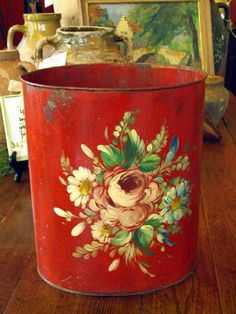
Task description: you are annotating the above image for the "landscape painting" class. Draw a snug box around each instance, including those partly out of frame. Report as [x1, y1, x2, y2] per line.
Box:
[84, 1, 202, 68]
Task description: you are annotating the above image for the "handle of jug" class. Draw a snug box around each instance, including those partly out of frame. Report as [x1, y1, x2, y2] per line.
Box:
[17, 62, 36, 76]
[7, 25, 27, 50]
[217, 2, 231, 30]
[114, 34, 132, 63]
[35, 34, 58, 61]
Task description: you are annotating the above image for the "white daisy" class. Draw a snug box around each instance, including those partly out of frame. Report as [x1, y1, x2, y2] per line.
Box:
[91, 221, 113, 243]
[67, 166, 96, 208]
[159, 180, 190, 224]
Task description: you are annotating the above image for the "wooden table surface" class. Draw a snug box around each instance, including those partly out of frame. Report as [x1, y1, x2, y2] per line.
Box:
[0, 95, 236, 314]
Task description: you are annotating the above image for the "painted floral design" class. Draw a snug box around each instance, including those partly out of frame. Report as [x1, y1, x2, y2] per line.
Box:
[54, 110, 191, 277]
[67, 167, 97, 208]
[160, 180, 190, 224]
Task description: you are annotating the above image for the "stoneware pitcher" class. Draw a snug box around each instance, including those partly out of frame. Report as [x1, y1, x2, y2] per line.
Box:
[35, 26, 131, 65]
[205, 75, 229, 125]
[7, 13, 61, 64]
[211, 0, 231, 74]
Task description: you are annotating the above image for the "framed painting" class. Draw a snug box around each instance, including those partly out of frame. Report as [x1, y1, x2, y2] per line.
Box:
[80, 0, 215, 74]
[0, 95, 28, 161]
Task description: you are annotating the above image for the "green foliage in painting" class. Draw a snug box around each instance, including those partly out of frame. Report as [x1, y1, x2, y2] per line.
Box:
[139, 153, 160, 173]
[89, 5, 113, 27]
[98, 145, 124, 167]
[133, 225, 154, 255]
[128, 3, 200, 61]
[111, 230, 132, 247]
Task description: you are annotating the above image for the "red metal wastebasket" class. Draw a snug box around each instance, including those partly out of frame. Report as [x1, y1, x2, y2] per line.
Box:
[22, 64, 206, 295]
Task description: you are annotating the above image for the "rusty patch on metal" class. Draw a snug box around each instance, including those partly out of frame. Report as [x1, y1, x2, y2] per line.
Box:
[44, 90, 72, 122]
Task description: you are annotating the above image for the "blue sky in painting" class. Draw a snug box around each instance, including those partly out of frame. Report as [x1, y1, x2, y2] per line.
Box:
[100, 4, 136, 25]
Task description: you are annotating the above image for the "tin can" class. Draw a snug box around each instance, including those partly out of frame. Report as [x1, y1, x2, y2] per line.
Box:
[22, 64, 206, 295]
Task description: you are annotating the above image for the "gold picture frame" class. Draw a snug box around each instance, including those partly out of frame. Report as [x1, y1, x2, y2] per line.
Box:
[79, 0, 215, 74]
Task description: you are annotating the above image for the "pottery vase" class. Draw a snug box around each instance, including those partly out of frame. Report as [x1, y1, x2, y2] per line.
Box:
[205, 75, 229, 125]
[35, 26, 130, 65]
[7, 13, 61, 64]
[211, 0, 231, 74]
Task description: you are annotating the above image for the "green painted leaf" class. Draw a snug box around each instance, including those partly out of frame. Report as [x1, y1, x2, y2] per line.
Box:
[170, 177, 181, 186]
[147, 124, 168, 153]
[139, 154, 160, 173]
[96, 173, 104, 184]
[133, 225, 154, 255]
[154, 176, 163, 183]
[112, 139, 118, 145]
[170, 224, 181, 234]
[124, 140, 136, 168]
[124, 129, 145, 168]
[146, 214, 163, 228]
[93, 167, 102, 175]
[98, 145, 124, 167]
[110, 230, 132, 247]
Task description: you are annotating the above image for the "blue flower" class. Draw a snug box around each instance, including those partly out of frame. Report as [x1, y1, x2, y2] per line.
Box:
[159, 180, 190, 224]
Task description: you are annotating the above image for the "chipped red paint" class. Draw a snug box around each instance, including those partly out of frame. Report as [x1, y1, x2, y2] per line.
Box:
[22, 64, 206, 295]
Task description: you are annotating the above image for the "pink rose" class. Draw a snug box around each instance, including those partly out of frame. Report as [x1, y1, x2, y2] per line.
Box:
[89, 167, 159, 231]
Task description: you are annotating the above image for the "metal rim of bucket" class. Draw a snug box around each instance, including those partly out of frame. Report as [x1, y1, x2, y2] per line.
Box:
[37, 266, 196, 296]
[21, 63, 207, 92]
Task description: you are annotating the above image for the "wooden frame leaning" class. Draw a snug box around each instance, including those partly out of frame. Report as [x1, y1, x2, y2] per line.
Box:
[79, 0, 214, 74]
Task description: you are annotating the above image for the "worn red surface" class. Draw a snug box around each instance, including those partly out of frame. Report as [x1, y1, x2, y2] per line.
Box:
[22, 64, 206, 295]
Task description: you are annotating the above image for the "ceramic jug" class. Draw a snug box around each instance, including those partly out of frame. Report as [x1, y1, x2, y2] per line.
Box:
[7, 13, 61, 64]
[35, 26, 131, 65]
[211, 0, 231, 74]
[205, 75, 229, 125]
